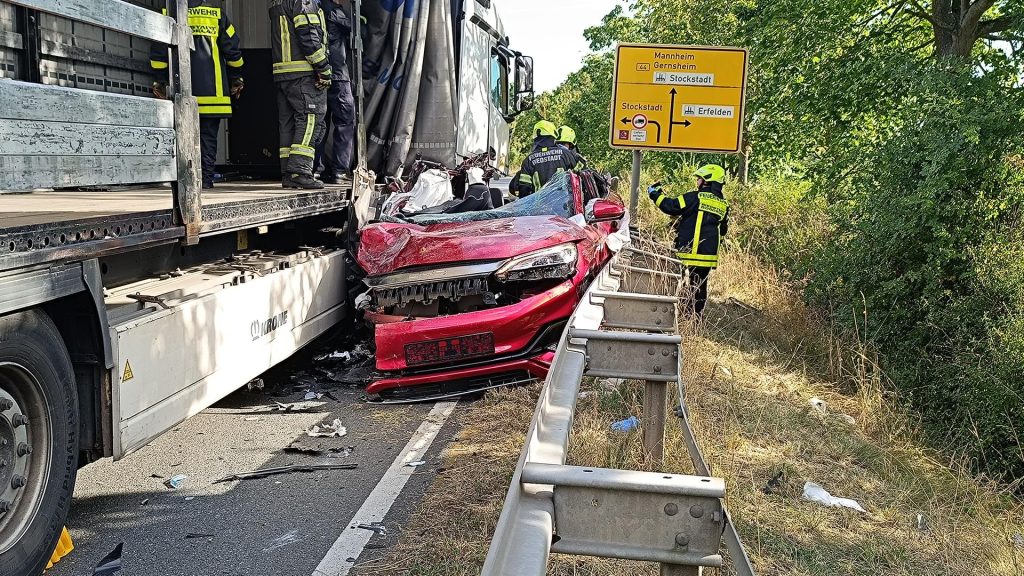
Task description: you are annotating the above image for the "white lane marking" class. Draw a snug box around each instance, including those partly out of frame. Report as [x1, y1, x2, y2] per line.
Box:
[312, 401, 457, 576]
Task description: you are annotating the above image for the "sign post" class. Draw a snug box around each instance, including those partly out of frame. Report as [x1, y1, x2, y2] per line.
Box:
[609, 43, 749, 211]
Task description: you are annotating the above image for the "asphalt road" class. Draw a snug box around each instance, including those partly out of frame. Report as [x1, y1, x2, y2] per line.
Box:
[47, 338, 461, 576]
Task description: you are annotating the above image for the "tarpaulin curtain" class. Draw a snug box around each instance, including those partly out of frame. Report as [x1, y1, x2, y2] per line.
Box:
[361, 0, 458, 177]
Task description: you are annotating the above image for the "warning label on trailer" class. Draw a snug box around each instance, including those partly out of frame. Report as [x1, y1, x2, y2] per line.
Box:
[122, 360, 134, 383]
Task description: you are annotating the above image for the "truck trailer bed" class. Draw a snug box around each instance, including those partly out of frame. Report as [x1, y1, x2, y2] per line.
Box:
[0, 182, 352, 271]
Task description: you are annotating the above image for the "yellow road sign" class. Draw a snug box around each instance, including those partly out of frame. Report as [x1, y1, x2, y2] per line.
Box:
[609, 43, 749, 153]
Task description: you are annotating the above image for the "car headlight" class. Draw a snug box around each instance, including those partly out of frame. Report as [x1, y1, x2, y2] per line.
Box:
[496, 243, 578, 282]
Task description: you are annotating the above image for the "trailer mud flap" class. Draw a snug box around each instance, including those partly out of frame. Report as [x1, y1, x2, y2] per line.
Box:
[107, 250, 347, 459]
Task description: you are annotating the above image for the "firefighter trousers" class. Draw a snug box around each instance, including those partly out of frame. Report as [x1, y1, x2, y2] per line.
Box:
[682, 266, 711, 317]
[276, 76, 327, 177]
[316, 79, 355, 177]
[199, 117, 220, 188]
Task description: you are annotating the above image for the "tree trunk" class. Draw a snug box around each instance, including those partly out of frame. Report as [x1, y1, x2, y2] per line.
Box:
[928, 0, 998, 59]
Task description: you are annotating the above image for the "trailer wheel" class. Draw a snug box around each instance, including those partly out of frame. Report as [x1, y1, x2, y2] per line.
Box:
[0, 310, 78, 576]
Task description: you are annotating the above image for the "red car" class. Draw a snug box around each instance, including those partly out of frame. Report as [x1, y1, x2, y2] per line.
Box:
[357, 171, 625, 402]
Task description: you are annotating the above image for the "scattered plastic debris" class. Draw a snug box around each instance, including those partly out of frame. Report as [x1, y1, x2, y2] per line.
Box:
[596, 378, 625, 389]
[185, 533, 214, 539]
[354, 292, 372, 311]
[356, 523, 388, 536]
[304, 390, 324, 401]
[246, 378, 265, 391]
[802, 481, 866, 513]
[763, 471, 785, 495]
[243, 416, 261, 422]
[184, 496, 195, 501]
[306, 418, 347, 438]
[263, 530, 302, 552]
[809, 397, 827, 414]
[839, 413, 857, 425]
[140, 498, 149, 506]
[213, 463, 358, 484]
[406, 460, 426, 468]
[163, 474, 188, 490]
[611, 416, 640, 432]
[916, 513, 929, 532]
[719, 366, 734, 378]
[92, 542, 124, 575]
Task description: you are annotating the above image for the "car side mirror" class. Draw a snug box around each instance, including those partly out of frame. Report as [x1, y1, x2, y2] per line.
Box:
[586, 199, 625, 224]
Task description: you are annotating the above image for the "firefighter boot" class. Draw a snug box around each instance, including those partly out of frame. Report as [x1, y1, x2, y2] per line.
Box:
[283, 173, 325, 189]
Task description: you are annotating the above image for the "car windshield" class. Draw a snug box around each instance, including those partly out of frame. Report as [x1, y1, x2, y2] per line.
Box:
[384, 171, 575, 226]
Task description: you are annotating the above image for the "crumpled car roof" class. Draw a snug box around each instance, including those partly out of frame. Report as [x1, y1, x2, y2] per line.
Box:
[359, 173, 587, 276]
[383, 171, 578, 226]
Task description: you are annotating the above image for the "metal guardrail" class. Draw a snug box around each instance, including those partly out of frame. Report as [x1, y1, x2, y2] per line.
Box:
[482, 243, 757, 575]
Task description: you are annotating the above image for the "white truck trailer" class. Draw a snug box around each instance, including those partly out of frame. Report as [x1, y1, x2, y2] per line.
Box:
[0, 1, 534, 573]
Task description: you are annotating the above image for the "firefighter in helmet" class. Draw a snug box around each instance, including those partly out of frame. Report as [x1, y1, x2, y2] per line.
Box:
[648, 164, 730, 316]
[270, 0, 332, 189]
[511, 120, 578, 198]
[151, 0, 245, 189]
[556, 125, 587, 167]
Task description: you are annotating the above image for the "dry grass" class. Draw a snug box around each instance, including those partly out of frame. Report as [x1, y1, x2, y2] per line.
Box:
[357, 201, 1024, 575]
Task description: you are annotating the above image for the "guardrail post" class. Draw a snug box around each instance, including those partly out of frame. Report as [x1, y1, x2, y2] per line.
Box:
[643, 379, 668, 464]
[662, 564, 701, 575]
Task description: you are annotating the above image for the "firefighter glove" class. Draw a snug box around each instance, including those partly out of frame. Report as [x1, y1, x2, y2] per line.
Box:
[230, 77, 245, 99]
[648, 182, 663, 200]
[151, 81, 168, 100]
[316, 69, 332, 91]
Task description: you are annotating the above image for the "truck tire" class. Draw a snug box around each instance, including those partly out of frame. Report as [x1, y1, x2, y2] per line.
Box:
[0, 310, 79, 576]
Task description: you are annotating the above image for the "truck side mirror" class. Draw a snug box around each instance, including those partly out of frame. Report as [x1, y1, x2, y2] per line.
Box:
[514, 55, 535, 115]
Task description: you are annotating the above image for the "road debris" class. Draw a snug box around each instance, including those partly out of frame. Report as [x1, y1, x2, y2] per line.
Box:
[185, 533, 214, 539]
[808, 397, 827, 414]
[243, 416, 261, 422]
[802, 481, 866, 513]
[263, 530, 302, 552]
[405, 460, 426, 467]
[304, 390, 324, 401]
[246, 378, 265, 391]
[356, 522, 388, 536]
[213, 463, 358, 484]
[915, 513, 929, 532]
[763, 471, 785, 495]
[306, 418, 347, 438]
[163, 474, 188, 490]
[92, 542, 124, 575]
[839, 413, 857, 425]
[140, 498, 149, 506]
[611, 416, 639, 432]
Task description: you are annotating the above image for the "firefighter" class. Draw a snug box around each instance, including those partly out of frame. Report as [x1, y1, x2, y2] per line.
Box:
[315, 0, 356, 184]
[270, 0, 332, 189]
[512, 120, 578, 197]
[556, 125, 587, 167]
[648, 164, 730, 316]
[151, 0, 244, 190]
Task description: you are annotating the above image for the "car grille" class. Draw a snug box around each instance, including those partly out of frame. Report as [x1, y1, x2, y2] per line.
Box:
[373, 277, 490, 308]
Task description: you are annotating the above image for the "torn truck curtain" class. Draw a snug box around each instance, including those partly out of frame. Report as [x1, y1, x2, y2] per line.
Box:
[362, 0, 458, 177]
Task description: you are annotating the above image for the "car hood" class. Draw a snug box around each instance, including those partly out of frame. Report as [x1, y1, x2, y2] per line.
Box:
[358, 215, 588, 276]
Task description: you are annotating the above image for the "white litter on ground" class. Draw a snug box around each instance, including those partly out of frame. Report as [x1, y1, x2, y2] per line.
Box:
[802, 481, 866, 513]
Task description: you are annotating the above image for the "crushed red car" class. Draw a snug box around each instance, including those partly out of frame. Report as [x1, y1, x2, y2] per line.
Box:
[357, 171, 626, 402]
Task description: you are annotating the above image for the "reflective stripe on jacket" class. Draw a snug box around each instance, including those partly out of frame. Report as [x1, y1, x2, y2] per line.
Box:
[270, 0, 330, 82]
[150, 1, 243, 117]
[653, 183, 730, 268]
[514, 136, 578, 196]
